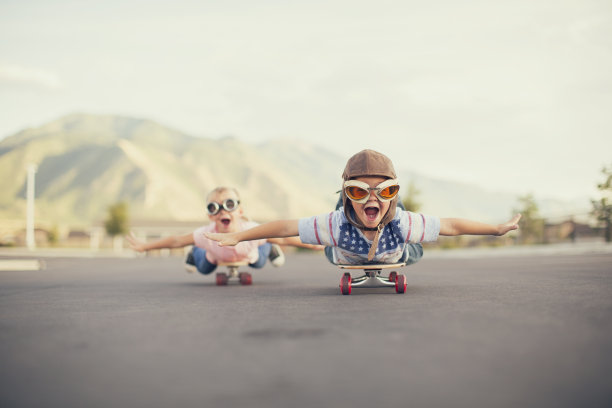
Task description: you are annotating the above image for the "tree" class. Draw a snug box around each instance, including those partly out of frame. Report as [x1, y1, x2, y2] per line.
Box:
[47, 225, 59, 246]
[591, 164, 612, 242]
[104, 202, 129, 237]
[402, 181, 421, 212]
[514, 194, 544, 244]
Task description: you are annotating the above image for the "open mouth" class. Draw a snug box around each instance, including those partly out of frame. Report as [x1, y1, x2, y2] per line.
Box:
[220, 217, 231, 227]
[364, 206, 379, 221]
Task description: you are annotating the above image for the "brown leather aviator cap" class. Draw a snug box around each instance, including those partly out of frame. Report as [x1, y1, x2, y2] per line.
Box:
[342, 149, 397, 180]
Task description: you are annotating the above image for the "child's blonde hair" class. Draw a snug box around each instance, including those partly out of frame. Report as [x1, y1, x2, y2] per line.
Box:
[206, 186, 240, 203]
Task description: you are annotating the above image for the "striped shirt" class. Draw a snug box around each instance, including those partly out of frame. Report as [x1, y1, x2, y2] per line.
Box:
[298, 209, 440, 264]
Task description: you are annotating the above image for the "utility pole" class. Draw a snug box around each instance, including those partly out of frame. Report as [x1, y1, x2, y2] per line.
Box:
[26, 164, 37, 250]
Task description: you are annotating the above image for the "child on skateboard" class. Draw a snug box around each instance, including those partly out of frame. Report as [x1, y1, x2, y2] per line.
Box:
[204, 150, 521, 266]
[127, 186, 318, 275]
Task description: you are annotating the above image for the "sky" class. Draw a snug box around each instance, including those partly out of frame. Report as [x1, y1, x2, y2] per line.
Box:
[1, 0, 611, 203]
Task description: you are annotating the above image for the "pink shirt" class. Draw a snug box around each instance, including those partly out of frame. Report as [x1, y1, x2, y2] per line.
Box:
[193, 221, 267, 264]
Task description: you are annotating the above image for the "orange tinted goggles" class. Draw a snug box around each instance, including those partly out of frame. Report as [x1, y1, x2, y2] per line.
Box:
[343, 179, 400, 204]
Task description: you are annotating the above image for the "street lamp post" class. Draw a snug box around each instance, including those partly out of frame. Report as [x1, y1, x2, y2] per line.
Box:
[26, 164, 37, 250]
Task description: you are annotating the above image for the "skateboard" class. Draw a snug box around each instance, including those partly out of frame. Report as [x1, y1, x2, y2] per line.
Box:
[337, 262, 407, 295]
[215, 261, 252, 286]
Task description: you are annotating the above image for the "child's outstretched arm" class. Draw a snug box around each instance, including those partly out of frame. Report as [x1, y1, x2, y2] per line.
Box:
[439, 214, 521, 236]
[205, 220, 299, 246]
[268, 236, 323, 250]
[126, 231, 194, 252]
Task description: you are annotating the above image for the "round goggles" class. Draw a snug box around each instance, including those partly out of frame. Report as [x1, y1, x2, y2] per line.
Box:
[206, 198, 240, 215]
[343, 179, 400, 204]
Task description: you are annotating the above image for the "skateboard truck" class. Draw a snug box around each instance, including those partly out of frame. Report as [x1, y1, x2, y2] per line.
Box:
[338, 262, 407, 295]
[215, 261, 252, 286]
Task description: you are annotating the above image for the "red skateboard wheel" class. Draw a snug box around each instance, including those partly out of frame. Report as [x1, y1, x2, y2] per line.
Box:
[239, 272, 252, 285]
[340, 273, 351, 295]
[216, 273, 228, 286]
[395, 274, 406, 294]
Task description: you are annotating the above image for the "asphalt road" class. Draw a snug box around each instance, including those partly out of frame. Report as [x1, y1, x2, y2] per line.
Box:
[1, 250, 611, 408]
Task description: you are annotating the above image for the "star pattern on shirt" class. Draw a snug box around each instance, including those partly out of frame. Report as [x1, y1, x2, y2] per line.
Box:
[337, 220, 404, 255]
[338, 223, 369, 255]
[377, 220, 402, 254]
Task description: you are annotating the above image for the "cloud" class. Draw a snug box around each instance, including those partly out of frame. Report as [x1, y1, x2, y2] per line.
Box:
[0, 64, 62, 91]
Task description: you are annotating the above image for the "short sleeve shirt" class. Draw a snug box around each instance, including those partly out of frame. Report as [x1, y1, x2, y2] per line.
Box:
[193, 221, 267, 264]
[298, 209, 440, 264]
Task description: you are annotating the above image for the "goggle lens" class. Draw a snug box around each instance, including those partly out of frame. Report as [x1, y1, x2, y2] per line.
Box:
[346, 186, 369, 201]
[206, 203, 219, 215]
[379, 185, 399, 199]
[206, 198, 240, 215]
[224, 199, 237, 211]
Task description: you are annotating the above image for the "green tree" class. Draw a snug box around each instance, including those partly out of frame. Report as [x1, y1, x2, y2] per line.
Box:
[402, 181, 421, 212]
[47, 225, 59, 246]
[591, 164, 612, 242]
[514, 194, 544, 244]
[104, 202, 129, 237]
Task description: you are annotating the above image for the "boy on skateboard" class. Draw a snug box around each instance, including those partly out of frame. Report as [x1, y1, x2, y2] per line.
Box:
[205, 150, 521, 266]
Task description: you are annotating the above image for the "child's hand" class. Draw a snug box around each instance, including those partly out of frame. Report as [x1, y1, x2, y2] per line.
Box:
[126, 231, 146, 252]
[205, 231, 239, 246]
[497, 214, 521, 236]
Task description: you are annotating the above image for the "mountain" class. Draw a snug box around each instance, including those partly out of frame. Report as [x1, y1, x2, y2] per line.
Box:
[0, 113, 343, 227]
[0, 113, 588, 230]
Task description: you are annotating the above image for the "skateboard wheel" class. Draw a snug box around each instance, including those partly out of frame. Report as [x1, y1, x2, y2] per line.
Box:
[395, 274, 406, 294]
[389, 271, 397, 283]
[216, 273, 228, 286]
[340, 273, 351, 295]
[239, 272, 252, 285]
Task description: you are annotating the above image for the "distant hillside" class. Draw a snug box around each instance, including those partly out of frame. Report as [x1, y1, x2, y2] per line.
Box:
[0, 113, 342, 227]
[0, 113, 588, 230]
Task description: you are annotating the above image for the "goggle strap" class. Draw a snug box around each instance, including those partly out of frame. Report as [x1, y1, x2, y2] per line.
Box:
[367, 225, 383, 261]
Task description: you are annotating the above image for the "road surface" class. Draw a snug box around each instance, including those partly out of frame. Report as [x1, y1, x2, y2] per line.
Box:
[1, 250, 611, 408]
